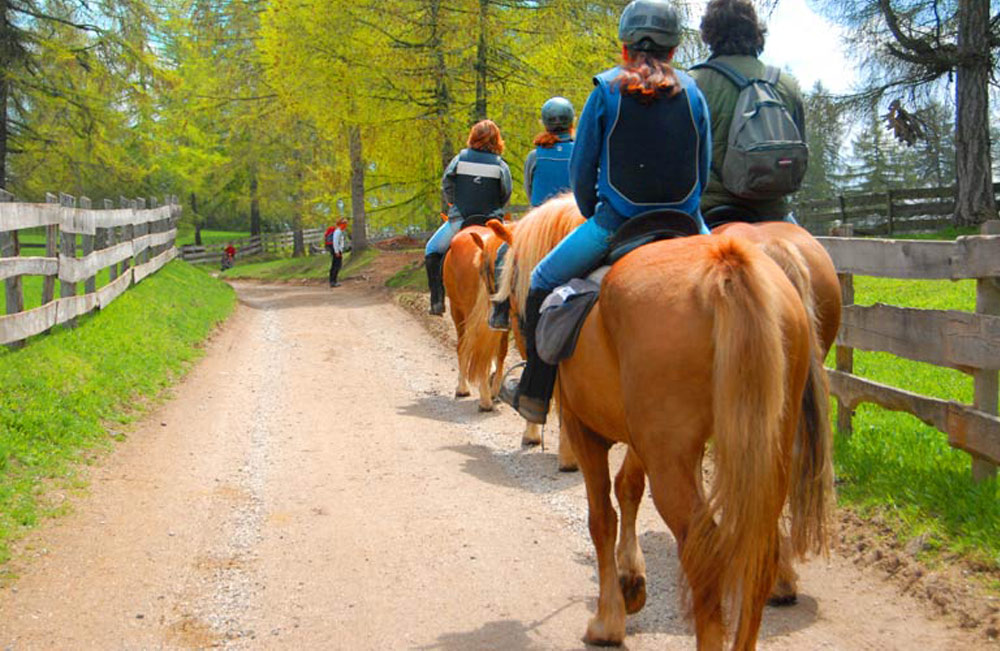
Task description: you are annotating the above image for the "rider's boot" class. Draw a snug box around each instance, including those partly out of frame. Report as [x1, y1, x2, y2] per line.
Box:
[488, 298, 510, 331]
[425, 253, 445, 316]
[498, 288, 556, 424]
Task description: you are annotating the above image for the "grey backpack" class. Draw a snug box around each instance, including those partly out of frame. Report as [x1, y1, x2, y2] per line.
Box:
[692, 61, 808, 200]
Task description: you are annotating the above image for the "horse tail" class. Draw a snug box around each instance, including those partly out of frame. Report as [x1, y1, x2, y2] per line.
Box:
[683, 237, 792, 648]
[761, 239, 835, 559]
[458, 278, 504, 390]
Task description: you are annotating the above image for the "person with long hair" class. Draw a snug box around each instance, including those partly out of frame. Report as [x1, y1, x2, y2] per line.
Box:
[424, 119, 512, 316]
[524, 97, 576, 207]
[500, 0, 711, 424]
[691, 0, 806, 225]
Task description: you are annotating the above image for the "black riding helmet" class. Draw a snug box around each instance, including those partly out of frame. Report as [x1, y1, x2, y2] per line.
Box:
[541, 97, 574, 132]
[619, 0, 682, 51]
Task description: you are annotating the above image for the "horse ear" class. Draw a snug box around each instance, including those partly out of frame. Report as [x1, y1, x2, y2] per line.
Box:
[469, 232, 485, 251]
[486, 219, 512, 245]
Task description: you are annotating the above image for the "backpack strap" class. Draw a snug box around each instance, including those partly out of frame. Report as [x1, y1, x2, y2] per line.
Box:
[689, 60, 751, 89]
[763, 65, 781, 86]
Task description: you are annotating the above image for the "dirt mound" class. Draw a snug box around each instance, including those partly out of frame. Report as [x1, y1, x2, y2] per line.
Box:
[373, 235, 423, 251]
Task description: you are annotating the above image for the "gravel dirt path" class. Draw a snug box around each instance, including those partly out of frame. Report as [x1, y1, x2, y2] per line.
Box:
[0, 281, 989, 649]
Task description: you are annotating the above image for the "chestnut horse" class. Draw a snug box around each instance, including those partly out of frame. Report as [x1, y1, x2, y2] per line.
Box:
[442, 226, 508, 410]
[470, 199, 583, 471]
[490, 204, 833, 649]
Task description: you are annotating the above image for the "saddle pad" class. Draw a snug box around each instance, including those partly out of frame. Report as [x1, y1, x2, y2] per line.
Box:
[536, 277, 602, 365]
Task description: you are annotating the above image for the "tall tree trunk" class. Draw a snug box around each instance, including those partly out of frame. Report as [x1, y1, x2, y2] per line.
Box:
[954, 0, 997, 225]
[349, 124, 368, 252]
[249, 169, 261, 235]
[190, 192, 202, 246]
[0, 0, 9, 192]
[431, 0, 454, 216]
[473, 0, 488, 122]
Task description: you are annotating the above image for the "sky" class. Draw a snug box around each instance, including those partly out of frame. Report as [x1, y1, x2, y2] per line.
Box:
[686, 0, 857, 94]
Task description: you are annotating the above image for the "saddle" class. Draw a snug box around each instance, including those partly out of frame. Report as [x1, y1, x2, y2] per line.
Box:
[536, 209, 701, 365]
[460, 213, 499, 229]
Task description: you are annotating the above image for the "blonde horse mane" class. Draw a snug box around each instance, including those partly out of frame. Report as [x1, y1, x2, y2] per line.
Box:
[493, 194, 585, 312]
[458, 259, 505, 387]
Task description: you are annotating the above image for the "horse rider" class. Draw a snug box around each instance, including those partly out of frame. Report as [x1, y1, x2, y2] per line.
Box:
[524, 97, 576, 207]
[500, 0, 712, 424]
[425, 119, 513, 316]
[689, 0, 807, 227]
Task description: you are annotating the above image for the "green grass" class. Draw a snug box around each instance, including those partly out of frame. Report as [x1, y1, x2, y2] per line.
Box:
[833, 275, 1000, 571]
[0, 261, 235, 568]
[385, 252, 428, 291]
[175, 227, 250, 247]
[223, 248, 376, 282]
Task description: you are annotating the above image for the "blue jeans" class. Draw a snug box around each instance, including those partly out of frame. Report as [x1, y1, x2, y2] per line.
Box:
[530, 212, 626, 292]
[425, 218, 463, 256]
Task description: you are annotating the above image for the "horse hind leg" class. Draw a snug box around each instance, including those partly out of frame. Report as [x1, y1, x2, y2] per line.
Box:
[557, 423, 578, 472]
[562, 408, 626, 646]
[521, 422, 541, 448]
[454, 321, 471, 398]
[645, 456, 725, 651]
[769, 532, 799, 606]
[615, 448, 646, 614]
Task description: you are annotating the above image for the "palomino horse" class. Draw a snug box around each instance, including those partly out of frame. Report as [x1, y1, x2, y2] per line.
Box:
[469, 201, 582, 472]
[490, 204, 833, 649]
[442, 226, 508, 410]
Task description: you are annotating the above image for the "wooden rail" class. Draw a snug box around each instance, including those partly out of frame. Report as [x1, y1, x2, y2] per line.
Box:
[0, 192, 181, 348]
[178, 228, 325, 263]
[821, 221, 1000, 481]
[798, 182, 1000, 235]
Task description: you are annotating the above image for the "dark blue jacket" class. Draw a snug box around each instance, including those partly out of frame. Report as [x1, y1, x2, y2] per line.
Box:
[525, 133, 575, 206]
[570, 66, 711, 233]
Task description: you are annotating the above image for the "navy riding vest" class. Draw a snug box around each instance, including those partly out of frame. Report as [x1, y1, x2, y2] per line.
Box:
[530, 137, 574, 206]
[591, 67, 704, 219]
[454, 148, 504, 219]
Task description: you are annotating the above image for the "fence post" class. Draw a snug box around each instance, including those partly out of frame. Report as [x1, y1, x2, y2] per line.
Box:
[104, 199, 118, 282]
[79, 196, 96, 296]
[886, 189, 895, 236]
[829, 222, 855, 434]
[43, 193, 59, 307]
[59, 193, 78, 328]
[0, 189, 24, 350]
[972, 220, 1000, 481]
[120, 197, 133, 278]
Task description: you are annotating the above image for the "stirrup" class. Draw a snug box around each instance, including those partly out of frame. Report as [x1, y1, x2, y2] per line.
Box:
[497, 362, 525, 408]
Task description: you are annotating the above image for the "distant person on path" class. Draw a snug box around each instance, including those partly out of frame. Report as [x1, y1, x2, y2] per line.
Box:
[524, 97, 576, 207]
[424, 119, 512, 315]
[222, 242, 236, 271]
[690, 0, 807, 227]
[328, 219, 347, 287]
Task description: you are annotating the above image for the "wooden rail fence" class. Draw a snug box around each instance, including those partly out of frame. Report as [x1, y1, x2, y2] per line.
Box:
[799, 182, 1000, 236]
[0, 191, 181, 349]
[821, 221, 1000, 481]
[178, 227, 325, 264]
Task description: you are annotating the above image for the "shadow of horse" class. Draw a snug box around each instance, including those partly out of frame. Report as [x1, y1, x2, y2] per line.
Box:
[414, 599, 590, 651]
[439, 443, 584, 495]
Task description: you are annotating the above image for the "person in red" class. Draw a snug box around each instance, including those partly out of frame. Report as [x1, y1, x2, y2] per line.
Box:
[222, 242, 236, 270]
[327, 218, 348, 287]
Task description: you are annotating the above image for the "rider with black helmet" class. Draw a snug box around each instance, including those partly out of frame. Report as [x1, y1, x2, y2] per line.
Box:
[500, 0, 712, 425]
[524, 97, 576, 207]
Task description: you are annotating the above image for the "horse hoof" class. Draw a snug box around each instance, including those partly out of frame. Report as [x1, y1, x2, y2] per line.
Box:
[478, 403, 494, 412]
[521, 437, 541, 448]
[583, 617, 625, 647]
[619, 574, 647, 614]
[558, 462, 579, 473]
[767, 593, 798, 607]
[455, 390, 471, 398]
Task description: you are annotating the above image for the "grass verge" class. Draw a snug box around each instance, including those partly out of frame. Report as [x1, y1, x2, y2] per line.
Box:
[223, 249, 376, 282]
[833, 275, 999, 574]
[0, 261, 235, 568]
[175, 227, 250, 247]
[385, 253, 428, 291]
